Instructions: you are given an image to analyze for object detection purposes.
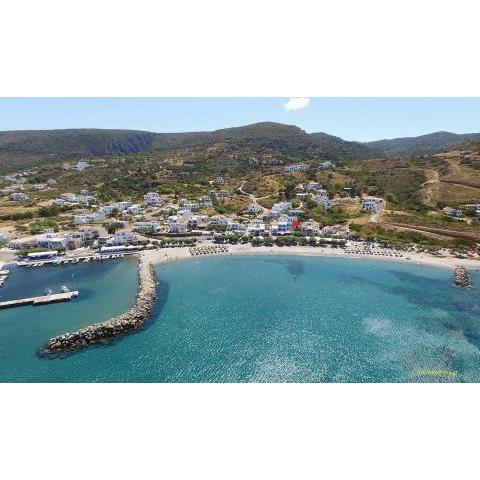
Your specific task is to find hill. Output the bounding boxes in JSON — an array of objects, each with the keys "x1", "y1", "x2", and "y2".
[
  {"x1": 364, "y1": 131, "x2": 479, "y2": 156},
  {"x1": 0, "y1": 129, "x2": 154, "y2": 172},
  {"x1": 0, "y1": 122, "x2": 376, "y2": 173}
]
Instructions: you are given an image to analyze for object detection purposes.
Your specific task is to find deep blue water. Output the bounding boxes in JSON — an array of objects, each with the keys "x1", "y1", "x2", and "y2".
[{"x1": 0, "y1": 255, "x2": 479, "y2": 382}]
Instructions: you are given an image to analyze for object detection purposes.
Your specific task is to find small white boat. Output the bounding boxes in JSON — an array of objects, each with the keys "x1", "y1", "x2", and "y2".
[
  {"x1": 44, "y1": 288, "x2": 53, "y2": 295},
  {"x1": 60, "y1": 285, "x2": 70, "y2": 293}
]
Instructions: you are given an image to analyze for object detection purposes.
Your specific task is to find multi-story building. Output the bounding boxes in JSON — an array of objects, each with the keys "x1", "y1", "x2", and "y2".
[
  {"x1": 314, "y1": 195, "x2": 333, "y2": 209},
  {"x1": 283, "y1": 163, "x2": 308, "y2": 173},
  {"x1": 73, "y1": 212, "x2": 106, "y2": 225},
  {"x1": 301, "y1": 219, "x2": 321, "y2": 236},
  {"x1": 133, "y1": 221, "x2": 158, "y2": 232},
  {"x1": 199, "y1": 196, "x2": 213, "y2": 208},
  {"x1": 272, "y1": 202, "x2": 292, "y2": 215},
  {"x1": 246, "y1": 219, "x2": 266, "y2": 236},
  {"x1": 107, "y1": 229, "x2": 135, "y2": 245}
]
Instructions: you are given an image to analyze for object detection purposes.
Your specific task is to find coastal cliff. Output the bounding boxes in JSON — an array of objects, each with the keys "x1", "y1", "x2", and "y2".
[{"x1": 39, "y1": 255, "x2": 157, "y2": 355}]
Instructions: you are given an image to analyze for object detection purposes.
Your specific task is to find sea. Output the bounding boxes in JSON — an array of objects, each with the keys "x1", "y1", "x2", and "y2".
[{"x1": 0, "y1": 255, "x2": 479, "y2": 382}]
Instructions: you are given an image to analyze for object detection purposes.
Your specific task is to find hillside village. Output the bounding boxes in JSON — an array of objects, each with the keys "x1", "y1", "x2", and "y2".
[{"x1": 1, "y1": 124, "x2": 480, "y2": 261}]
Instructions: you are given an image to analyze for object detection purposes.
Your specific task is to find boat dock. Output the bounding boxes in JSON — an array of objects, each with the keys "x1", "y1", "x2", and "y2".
[
  {"x1": 0, "y1": 291, "x2": 79, "y2": 309},
  {"x1": 17, "y1": 253, "x2": 130, "y2": 268},
  {"x1": 0, "y1": 269, "x2": 10, "y2": 288}
]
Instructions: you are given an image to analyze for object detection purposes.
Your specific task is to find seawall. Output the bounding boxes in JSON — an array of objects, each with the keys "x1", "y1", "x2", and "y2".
[{"x1": 39, "y1": 255, "x2": 157, "y2": 355}]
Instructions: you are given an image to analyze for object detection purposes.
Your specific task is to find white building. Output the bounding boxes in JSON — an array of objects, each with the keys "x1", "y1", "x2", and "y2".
[
  {"x1": 209, "y1": 215, "x2": 229, "y2": 225},
  {"x1": 361, "y1": 197, "x2": 385, "y2": 212},
  {"x1": 181, "y1": 200, "x2": 200, "y2": 211},
  {"x1": 188, "y1": 215, "x2": 210, "y2": 229},
  {"x1": 73, "y1": 212, "x2": 106, "y2": 225},
  {"x1": 271, "y1": 220, "x2": 291, "y2": 236},
  {"x1": 246, "y1": 203, "x2": 263, "y2": 214},
  {"x1": 314, "y1": 195, "x2": 333, "y2": 209},
  {"x1": 283, "y1": 163, "x2": 308, "y2": 173},
  {"x1": 306, "y1": 181, "x2": 321, "y2": 191},
  {"x1": 107, "y1": 229, "x2": 135, "y2": 245},
  {"x1": 272, "y1": 202, "x2": 292, "y2": 215},
  {"x1": 167, "y1": 216, "x2": 188, "y2": 233},
  {"x1": 226, "y1": 220, "x2": 246, "y2": 232},
  {"x1": 126, "y1": 204, "x2": 142, "y2": 214},
  {"x1": 319, "y1": 161, "x2": 336, "y2": 170},
  {"x1": 9, "y1": 192, "x2": 30, "y2": 201},
  {"x1": 99, "y1": 201, "x2": 133, "y2": 214},
  {"x1": 73, "y1": 161, "x2": 90, "y2": 171},
  {"x1": 216, "y1": 190, "x2": 230, "y2": 198},
  {"x1": 46, "y1": 178, "x2": 57, "y2": 186},
  {"x1": 133, "y1": 221, "x2": 158, "y2": 232},
  {"x1": 443, "y1": 207, "x2": 462, "y2": 218},
  {"x1": 301, "y1": 219, "x2": 321, "y2": 236},
  {"x1": 36, "y1": 233, "x2": 68, "y2": 250},
  {"x1": 246, "y1": 219, "x2": 266, "y2": 236},
  {"x1": 144, "y1": 192, "x2": 163, "y2": 207},
  {"x1": 199, "y1": 196, "x2": 213, "y2": 208},
  {"x1": 60, "y1": 192, "x2": 78, "y2": 203},
  {"x1": 31, "y1": 183, "x2": 46, "y2": 190}
]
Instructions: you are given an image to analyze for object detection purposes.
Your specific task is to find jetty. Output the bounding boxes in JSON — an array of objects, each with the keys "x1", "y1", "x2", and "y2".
[
  {"x1": 454, "y1": 265, "x2": 471, "y2": 287},
  {"x1": 0, "y1": 291, "x2": 79, "y2": 309},
  {"x1": 40, "y1": 255, "x2": 156, "y2": 355}
]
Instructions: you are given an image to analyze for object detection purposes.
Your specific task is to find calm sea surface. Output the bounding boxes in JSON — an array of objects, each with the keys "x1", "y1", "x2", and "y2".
[{"x1": 0, "y1": 255, "x2": 479, "y2": 382}]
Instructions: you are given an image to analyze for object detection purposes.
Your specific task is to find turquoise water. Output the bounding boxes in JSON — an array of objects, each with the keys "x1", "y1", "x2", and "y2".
[{"x1": 0, "y1": 255, "x2": 479, "y2": 382}]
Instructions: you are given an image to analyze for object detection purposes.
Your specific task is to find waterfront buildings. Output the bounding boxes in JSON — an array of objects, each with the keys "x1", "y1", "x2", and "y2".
[
  {"x1": 246, "y1": 219, "x2": 266, "y2": 235},
  {"x1": 301, "y1": 219, "x2": 321, "y2": 235},
  {"x1": 107, "y1": 229, "x2": 136, "y2": 245}
]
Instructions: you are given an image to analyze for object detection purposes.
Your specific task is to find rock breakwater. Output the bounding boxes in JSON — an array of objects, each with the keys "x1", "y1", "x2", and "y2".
[
  {"x1": 39, "y1": 255, "x2": 157, "y2": 355},
  {"x1": 454, "y1": 265, "x2": 470, "y2": 288}
]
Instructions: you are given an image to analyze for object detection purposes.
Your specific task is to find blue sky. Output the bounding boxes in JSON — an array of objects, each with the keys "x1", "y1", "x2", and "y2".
[{"x1": 0, "y1": 98, "x2": 478, "y2": 142}]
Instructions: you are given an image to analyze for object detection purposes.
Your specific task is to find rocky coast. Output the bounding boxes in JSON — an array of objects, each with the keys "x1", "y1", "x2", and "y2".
[{"x1": 39, "y1": 255, "x2": 157, "y2": 355}]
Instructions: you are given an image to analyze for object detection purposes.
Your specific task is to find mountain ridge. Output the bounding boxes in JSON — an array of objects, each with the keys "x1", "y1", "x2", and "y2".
[{"x1": 364, "y1": 131, "x2": 479, "y2": 155}]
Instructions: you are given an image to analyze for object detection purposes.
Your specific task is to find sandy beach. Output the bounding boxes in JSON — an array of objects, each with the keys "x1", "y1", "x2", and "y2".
[{"x1": 140, "y1": 242, "x2": 480, "y2": 270}]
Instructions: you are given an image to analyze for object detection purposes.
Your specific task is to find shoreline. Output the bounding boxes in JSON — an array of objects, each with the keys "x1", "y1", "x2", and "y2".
[
  {"x1": 35, "y1": 243, "x2": 478, "y2": 355},
  {"x1": 141, "y1": 243, "x2": 480, "y2": 271}
]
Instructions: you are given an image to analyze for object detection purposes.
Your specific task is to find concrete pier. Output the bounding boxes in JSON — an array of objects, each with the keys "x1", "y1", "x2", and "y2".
[
  {"x1": 40, "y1": 256, "x2": 156, "y2": 355},
  {"x1": 0, "y1": 291, "x2": 79, "y2": 309}
]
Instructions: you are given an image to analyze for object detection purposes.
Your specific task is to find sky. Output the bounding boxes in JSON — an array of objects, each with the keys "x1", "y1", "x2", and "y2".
[{"x1": 0, "y1": 97, "x2": 479, "y2": 142}]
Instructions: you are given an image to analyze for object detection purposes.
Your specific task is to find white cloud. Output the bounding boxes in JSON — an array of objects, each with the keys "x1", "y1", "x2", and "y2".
[{"x1": 283, "y1": 97, "x2": 310, "y2": 112}]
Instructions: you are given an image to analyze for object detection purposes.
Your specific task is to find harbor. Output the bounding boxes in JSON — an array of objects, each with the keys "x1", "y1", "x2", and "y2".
[
  {"x1": 39, "y1": 254, "x2": 156, "y2": 355},
  {"x1": 0, "y1": 290, "x2": 78, "y2": 309}
]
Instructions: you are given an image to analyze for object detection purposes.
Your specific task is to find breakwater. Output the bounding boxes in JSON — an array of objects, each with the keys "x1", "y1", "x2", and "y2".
[
  {"x1": 453, "y1": 265, "x2": 470, "y2": 287},
  {"x1": 39, "y1": 255, "x2": 156, "y2": 355}
]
